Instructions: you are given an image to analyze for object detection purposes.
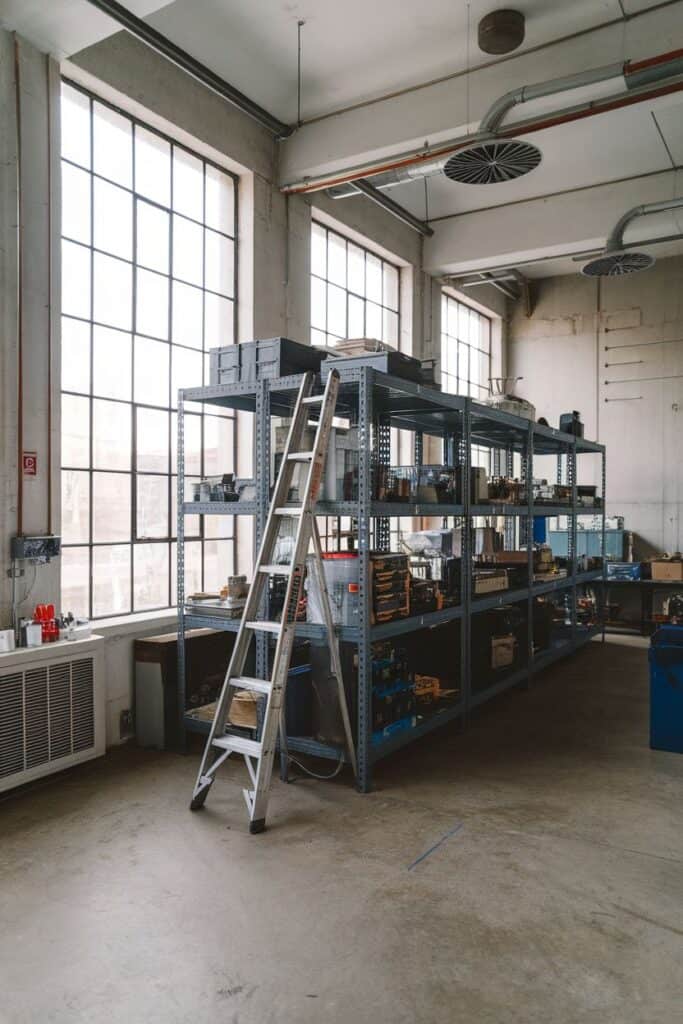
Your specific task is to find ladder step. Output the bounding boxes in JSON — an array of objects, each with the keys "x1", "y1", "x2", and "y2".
[
  {"x1": 275, "y1": 507, "x2": 303, "y2": 516},
  {"x1": 213, "y1": 734, "x2": 262, "y2": 758},
  {"x1": 230, "y1": 676, "x2": 272, "y2": 695},
  {"x1": 288, "y1": 452, "x2": 314, "y2": 461},
  {"x1": 258, "y1": 564, "x2": 292, "y2": 575},
  {"x1": 302, "y1": 395, "x2": 323, "y2": 405},
  {"x1": 246, "y1": 620, "x2": 282, "y2": 633}
]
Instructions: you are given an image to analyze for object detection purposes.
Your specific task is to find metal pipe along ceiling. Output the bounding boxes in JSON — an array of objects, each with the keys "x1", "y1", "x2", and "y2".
[
  {"x1": 605, "y1": 196, "x2": 683, "y2": 251},
  {"x1": 281, "y1": 48, "x2": 683, "y2": 196}
]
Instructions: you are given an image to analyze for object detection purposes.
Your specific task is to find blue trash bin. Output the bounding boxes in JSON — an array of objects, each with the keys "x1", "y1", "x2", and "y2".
[{"x1": 649, "y1": 625, "x2": 683, "y2": 753}]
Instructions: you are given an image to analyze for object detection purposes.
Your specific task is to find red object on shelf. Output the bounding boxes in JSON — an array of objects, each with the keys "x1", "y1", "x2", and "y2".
[{"x1": 33, "y1": 604, "x2": 58, "y2": 642}]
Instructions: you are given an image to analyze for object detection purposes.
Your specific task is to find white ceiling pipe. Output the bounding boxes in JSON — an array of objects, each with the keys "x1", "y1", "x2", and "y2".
[
  {"x1": 605, "y1": 196, "x2": 683, "y2": 252},
  {"x1": 478, "y1": 62, "x2": 625, "y2": 134},
  {"x1": 282, "y1": 49, "x2": 683, "y2": 197}
]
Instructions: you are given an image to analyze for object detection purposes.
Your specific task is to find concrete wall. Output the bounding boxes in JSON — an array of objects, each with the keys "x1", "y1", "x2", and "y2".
[
  {"x1": 508, "y1": 257, "x2": 683, "y2": 553},
  {"x1": 0, "y1": 28, "x2": 446, "y2": 745},
  {"x1": 0, "y1": 33, "x2": 61, "y2": 627}
]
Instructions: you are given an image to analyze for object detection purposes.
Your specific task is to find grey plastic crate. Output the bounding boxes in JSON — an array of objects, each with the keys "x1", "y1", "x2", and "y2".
[{"x1": 210, "y1": 338, "x2": 323, "y2": 385}]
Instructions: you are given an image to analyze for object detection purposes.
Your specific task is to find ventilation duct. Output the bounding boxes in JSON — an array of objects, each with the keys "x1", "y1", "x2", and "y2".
[
  {"x1": 296, "y1": 48, "x2": 683, "y2": 199},
  {"x1": 581, "y1": 197, "x2": 683, "y2": 277}
]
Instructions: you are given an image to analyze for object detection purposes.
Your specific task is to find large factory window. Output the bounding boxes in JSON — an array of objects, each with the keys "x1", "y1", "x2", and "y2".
[
  {"x1": 60, "y1": 82, "x2": 238, "y2": 619},
  {"x1": 441, "y1": 293, "x2": 491, "y2": 400},
  {"x1": 310, "y1": 221, "x2": 400, "y2": 348}
]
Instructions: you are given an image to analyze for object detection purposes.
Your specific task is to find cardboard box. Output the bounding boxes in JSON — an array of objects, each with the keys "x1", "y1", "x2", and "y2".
[
  {"x1": 651, "y1": 560, "x2": 683, "y2": 581},
  {"x1": 491, "y1": 635, "x2": 515, "y2": 670}
]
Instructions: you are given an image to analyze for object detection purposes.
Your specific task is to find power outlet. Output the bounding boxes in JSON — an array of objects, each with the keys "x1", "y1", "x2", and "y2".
[{"x1": 119, "y1": 708, "x2": 135, "y2": 740}]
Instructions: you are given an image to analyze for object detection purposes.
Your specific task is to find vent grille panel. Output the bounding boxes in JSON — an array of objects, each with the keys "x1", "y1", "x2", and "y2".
[
  {"x1": 444, "y1": 140, "x2": 542, "y2": 184},
  {"x1": 0, "y1": 656, "x2": 97, "y2": 783},
  {"x1": 25, "y1": 668, "x2": 49, "y2": 769},
  {"x1": 72, "y1": 659, "x2": 95, "y2": 752},
  {"x1": 581, "y1": 251, "x2": 655, "y2": 277},
  {"x1": 0, "y1": 673, "x2": 23, "y2": 778},
  {"x1": 49, "y1": 663, "x2": 72, "y2": 760}
]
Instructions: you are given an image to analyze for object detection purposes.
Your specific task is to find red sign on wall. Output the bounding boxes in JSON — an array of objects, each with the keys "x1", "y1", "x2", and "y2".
[{"x1": 23, "y1": 451, "x2": 37, "y2": 476}]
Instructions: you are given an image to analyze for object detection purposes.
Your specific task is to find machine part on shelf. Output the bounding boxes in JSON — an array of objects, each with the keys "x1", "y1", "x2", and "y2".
[
  {"x1": 559, "y1": 410, "x2": 584, "y2": 437},
  {"x1": 485, "y1": 393, "x2": 536, "y2": 420},
  {"x1": 189, "y1": 370, "x2": 356, "y2": 833},
  {"x1": 666, "y1": 594, "x2": 683, "y2": 623},
  {"x1": 581, "y1": 197, "x2": 683, "y2": 277},
  {"x1": 473, "y1": 568, "x2": 509, "y2": 594}
]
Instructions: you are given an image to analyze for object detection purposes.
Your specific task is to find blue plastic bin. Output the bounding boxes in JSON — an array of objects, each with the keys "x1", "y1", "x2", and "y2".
[{"x1": 649, "y1": 625, "x2": 683, "y2": 753}]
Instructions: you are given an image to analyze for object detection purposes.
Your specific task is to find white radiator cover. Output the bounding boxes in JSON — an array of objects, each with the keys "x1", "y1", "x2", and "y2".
[{"x1": 0, "y1": 636, "x2": 105, "y2": 793}]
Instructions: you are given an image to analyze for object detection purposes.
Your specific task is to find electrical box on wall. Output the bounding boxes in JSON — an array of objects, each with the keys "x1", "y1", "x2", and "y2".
[{"x1": 10, "y1": 535, "x2": 61, "y2": 563}]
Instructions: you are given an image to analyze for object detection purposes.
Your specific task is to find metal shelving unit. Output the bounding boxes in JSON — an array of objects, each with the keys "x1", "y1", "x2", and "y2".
[{"x1": 177, "y1": 367, "x2": 606, "y2": 792}]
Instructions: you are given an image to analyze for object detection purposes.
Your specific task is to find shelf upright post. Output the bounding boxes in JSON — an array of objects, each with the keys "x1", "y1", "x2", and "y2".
[
  {"x1": 518, "y1": 424, "x2": 532, "y2": 686},
  {"x1": 177, "y1": 388, "x2": 187, "y2": 751},
  {"x1": 527, "y1": 422, "x2": 534, "y2": 677},
  {"x1": 357, "y1": 367, "x2": 373, "y2": 792},
  {"x1": 569, "y1": 439, "x2": 578, "y2": 645},
  {"x1": 461, "y1": 400, "x2": 472, "y2": 724},
  {"x1": 255, "y1": 379, "x2": 270, "y2": 687},
  {"x1": 601, "y1": 445, "x2": 607, "y2": 641},
  {"x1": 504, "y1": 445, "x2": 515, "y2": 550},
  {"x1": 376, "y1": 414, "x2": 391, "y2": 551}
]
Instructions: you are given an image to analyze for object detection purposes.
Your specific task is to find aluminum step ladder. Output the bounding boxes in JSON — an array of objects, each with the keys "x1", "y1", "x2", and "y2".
[{"x1": 190, "y1": 368, "x2": 356, "y2": 833}]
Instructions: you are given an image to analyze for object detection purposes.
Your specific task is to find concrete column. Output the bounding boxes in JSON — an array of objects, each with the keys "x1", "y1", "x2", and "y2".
[{"x1": 0, "y1": 31, "x2": 60, "y2": 628}]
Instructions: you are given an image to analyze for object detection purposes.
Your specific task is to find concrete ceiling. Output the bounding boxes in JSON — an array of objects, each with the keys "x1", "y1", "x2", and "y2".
[
  {"x1": 0, "y1": 0, "x2": 667, "y2": 122},
  {"x1": 2, "y1": 0, "x2": 683, "y2": 279}
]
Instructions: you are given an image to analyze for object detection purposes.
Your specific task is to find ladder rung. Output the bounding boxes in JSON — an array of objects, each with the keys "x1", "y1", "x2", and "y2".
[
  {"x1": 288, "y1": 452, "x2": 313, "y2": 461},
  {"x1": 258, "y1": 564, "x2": 292, "y2": 575},
  {"x1": 213, "y1": 734, "x2": 262, "y2": 758},
  {"x1": 246, "y1": 621, "x2": 282, "y2": 633},
  {"x1": 230, "y1": 676, "x2": 272, "y2": 695},
  {"x1": 302, "y1": 395, "x2": 323, "y2": 405},
  {"x1": 275, "y1": 507, "x2": 303, "y2": 516}
]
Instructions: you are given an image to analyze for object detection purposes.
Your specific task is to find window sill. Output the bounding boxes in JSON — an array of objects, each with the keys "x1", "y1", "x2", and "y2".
[{"x1": 94, "y1": 608, "x2": 178, "y2": 639}]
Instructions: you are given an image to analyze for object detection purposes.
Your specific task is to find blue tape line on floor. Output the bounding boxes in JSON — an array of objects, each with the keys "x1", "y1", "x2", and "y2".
[{"x1": 407, "y1": 822, "x2": 464, "y2": 870}]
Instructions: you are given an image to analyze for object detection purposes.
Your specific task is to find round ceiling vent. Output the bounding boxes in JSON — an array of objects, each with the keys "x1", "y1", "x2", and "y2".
[
  {"x1": 478, "y1": 10, "x2": 525, "y2": 54},
  {"x1": 581, "y1": 251, "x2": 656, "y2": 277},
  {"x1": 443, "y1": 140, "x2": 542, "y2": 185}
]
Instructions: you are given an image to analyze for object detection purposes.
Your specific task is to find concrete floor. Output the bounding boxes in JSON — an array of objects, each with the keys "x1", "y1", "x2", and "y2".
[{"x1": 1, "y1": 638, "x2": 682, "y2": 1024}]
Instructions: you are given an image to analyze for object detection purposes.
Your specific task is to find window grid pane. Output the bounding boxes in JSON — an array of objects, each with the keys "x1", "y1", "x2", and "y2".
[
  {"x1": 441, "y1": 293, "x2": 492, "y2": 400},
  {"x1": 310, "y1": 221, "x2": 401, "y2": 349},
  {"x1": 60, "y1": 81, "x2": 237, "y2": 619}
]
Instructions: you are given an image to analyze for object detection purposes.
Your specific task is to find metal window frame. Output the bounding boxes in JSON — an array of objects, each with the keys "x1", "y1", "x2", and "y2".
[
  {"x1": 310, "y1": 220, "x2": 401, "y2": 348},
  {"x1": 60, "y1": 79, "x2": 239, "y2": 620},
  {"x1": 441, "y1": 292, "x2": 492, "y2": 401}
]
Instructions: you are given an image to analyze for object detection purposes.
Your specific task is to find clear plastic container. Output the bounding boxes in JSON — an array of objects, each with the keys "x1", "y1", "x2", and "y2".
[{"x1": 306, "y1": 553, "x2": 359, "y2": 626}]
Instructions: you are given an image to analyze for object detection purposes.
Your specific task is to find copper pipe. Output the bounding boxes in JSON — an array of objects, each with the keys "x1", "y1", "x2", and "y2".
[
  {"x1": 283, "y1": 48, "x2": 683, "y2": 196},
  {"x1": 46, "y1": 55, "x2": 53, "y2": 534},
  {"x1": 284, "y1": 75, "x2": 683, "y2": 196},
  {"x1": 14, "y1": 35, "x2": 23, "y2": 537}
]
